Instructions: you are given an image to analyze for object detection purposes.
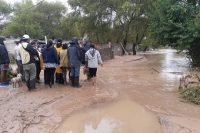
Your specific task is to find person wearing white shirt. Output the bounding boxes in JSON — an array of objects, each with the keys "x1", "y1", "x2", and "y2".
[
  {"x1": 85, "y1": 44, "x2": 103, "y2": 86},
  {"x1": 14, "y1": 40, "x2": 23, "y2": 74}
]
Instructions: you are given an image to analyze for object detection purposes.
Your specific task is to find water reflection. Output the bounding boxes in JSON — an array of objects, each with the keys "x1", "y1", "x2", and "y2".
[
  {"x1": 159, "y1": 49, "x2": 190, "y2": 91},
  {"x1": 84, "y1": 118, "x2": 120, "y2": 133},
  {"x1": 56, "y1": 100, "x2": 162, "y2": 133}
]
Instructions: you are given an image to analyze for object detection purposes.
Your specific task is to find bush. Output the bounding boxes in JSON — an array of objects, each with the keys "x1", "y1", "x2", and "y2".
[{"x1": 181, "y1": 86, "x2": 200, "y2": 105}]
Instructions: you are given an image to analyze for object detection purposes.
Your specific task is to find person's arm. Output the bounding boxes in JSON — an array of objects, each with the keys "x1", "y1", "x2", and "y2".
[
  {"x1": 85, "y1": 52, "x2": 88, "y2": 68},
  {"x1": 97, "y1": 51, "x2": 103, "y2": 66},
  {"x1": 53, "y1": 48, "x2": 59, "y2": 65},
  {"x1": 3, "y1": 45, "x2": 10, "y2": 64},
  {"x1": 26, "y1": 44, "x2": 39, "y2": 56}
]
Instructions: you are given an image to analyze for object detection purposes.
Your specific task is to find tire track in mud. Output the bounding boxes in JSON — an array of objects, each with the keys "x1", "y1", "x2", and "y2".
[
  {"x1": 0, "y1": 79, "x2": 118, "y2": 133},
  {"x1": 0, "y1": 88, "x2": 71, "y2": 133}
]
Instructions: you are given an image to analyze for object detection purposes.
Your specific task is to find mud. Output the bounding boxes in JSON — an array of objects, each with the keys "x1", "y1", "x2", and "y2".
[
  {"x1": 55, "y1": 100, "x2": 162, "y2": 133},
  {"x1": 1, "y1": 49, "x2": 200, "y2": 133}
]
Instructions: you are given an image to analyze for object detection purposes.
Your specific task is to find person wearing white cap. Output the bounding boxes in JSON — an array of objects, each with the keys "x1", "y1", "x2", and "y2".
[{"x1": 19, "y1": 34, "x2": 39, "y2": 91}]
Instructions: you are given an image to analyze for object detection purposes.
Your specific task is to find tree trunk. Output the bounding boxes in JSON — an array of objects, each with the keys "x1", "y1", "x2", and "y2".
[
  {"x1": 132, "y1": 43, "x2": 136, "y2": 55},
  {"x1": 96, "y1": 31, "x2": 100, "y2": 43},
  {"x1": 122, "y1": 38, "x2": 127, "y2": 55},
  {"x1": 189, "y1": 42, "x2": 200, "y2": 67}
]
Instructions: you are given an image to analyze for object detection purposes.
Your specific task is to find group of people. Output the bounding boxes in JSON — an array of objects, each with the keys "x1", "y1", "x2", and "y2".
[{"x1": 11, "y1": 35, "x2": 103, "y2": 91}]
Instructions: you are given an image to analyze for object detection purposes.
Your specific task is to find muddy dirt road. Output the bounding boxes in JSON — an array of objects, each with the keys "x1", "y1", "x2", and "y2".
[{"x1": 0, "y1": 49, "x2": 200, "y2": 133}]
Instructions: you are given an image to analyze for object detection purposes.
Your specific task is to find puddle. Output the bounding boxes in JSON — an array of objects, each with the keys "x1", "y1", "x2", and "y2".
[{"x1": 55, "y1": 100, "x2": 163, "y2": 133}]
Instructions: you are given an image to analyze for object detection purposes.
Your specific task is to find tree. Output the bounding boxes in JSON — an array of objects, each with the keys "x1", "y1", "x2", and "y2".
[
  {"x1": 2, "y1": 0, "x2": 66, "y2": 39},
  {"x1": 111, "y1": 0, "x2": 152, "y2": 55},
  {"x1": 68, "y1": 0, "x2": 152, "y2": 55},
  {"x1": 68, "y1": 0, "x2": 113, "y2": 43},
  {"x1": 0, "y1": 0, "x2": 12, "y2": 31},
  {"x1": 35, "y1": 1, "x2": 66, "y2": 38},
  {"x1": 149, "y1": 0, "x2": 200, "y2": 66},
  {"x1": 2, "y1": 0, "x2": 44, "y2": 38}
]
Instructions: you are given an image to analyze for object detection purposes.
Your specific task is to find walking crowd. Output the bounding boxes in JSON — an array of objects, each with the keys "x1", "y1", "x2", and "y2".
[{"x1": 0, "y1": 35, "x2": 103, "y2": 91}]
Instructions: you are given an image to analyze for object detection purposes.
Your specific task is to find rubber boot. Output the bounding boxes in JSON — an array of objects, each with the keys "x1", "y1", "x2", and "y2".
[
  {"x1": 71, "y1": 76, "x2": 75, "y2": 87},
  {"x1": 26, "y1": 80, "x2": 31, "y2": 90},
  {"x1": 29, "y1": 79, "x2": 36, "y2": 90},
  {"x1": 74, "y1": 76, "x2": 82, "y2": 88}
]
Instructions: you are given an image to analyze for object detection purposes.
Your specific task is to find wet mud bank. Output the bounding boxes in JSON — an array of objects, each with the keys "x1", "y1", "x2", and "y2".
[{"x1": 1, "y1": 49, "x2": 200, "y2": 133}]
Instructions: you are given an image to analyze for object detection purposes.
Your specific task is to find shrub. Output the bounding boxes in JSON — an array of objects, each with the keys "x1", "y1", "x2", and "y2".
[{"x1": 181, "y1": 86, "x2": 200, "y2": 105}]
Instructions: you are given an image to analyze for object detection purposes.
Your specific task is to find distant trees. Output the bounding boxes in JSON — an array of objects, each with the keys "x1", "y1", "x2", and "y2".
[
  {"x1": 2, "y1": 0, "x2": 66, "y2": 39},
  {"x1": 3, "y1": 0, "x2": 200, "y2": 66},
  {"x1": 0, "y1": 0, "x2": 12, "y2": 30},
  {"x1": 0, "y1": 0, "x2": 153, "y2": 55},
  {"x1": 149, "y1": 0, "x2": 200, "y2": 66},
  {"x1": 68, "y1": 0, "x2": 152, "y2": 55}
]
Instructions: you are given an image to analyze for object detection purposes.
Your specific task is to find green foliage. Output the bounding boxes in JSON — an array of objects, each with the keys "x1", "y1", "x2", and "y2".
[
  {"x1": 1, "y1": 0, "x2": 152, "y2": 52},
  {"x1": 149, "y1": 0, "x2": 200, "y2": 66},
  {"x1": 0, "y1": 0, "x2": 12, "y2": 19},
  {"x1": 68, "y1": 0, "x2": 114, "y2": 43},
  {"x1": 2, "y1": 0, "x2": 66, "y2": 39},
  {"x1": 68, "y1": 0, "x2": 152, "y2": 45},
  {"x1": 181, "y1": 87, "x2": 200, "y2": 105},
  {"x1": 35, "y1": 1, "x2": 66, "y2": 38}
]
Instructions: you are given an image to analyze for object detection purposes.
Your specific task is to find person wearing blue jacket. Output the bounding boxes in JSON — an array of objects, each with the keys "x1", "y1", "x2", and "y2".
[
  {"x1": 0, "y1": 37, "x2": 10, "y2": 83},
  {"x1": 68, "y1": 37, "x2": 82, "y2": 88},
  {"x1": 42, "y1": 40, "x2": 59, "y2": 88}
]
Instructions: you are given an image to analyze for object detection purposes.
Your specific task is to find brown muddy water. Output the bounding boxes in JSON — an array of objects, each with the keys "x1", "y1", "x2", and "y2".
[
  {"x1": 1, "y1": 48, "x2": 200, "y2": 133},
  {"x1": 55, "y1": 49, "x2": 193, "y2": 133},
  {"x1": 55, "y1": 100, "x2": 162, "y2": 133}
]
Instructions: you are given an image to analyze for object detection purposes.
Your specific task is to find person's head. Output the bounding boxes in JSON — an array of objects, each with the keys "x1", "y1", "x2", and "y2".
[
  {"x1": 30, "y1": 39, "x2": 37, "y2": 48},
  {"x1": 90, "y1": 44, "x2": 95, "y2": 49},
  {"x1": 57, "y1": 38, "x2": 62, "y2": 44},
  {"x1": 56, "y1": 38, "x2": 62, "y2": 48},
  {"x1": 22, "y1": 34, "x2": 30, "y2": 43},
  {"x1": 62, "y1": 43, "x2": 68, "y2": 50},
  {"x1": 69, "y1": 37, "x2": 79, "y2": 46},
  {"x1": 47, "y1": 40, "x2": 53, "y2": 48}
]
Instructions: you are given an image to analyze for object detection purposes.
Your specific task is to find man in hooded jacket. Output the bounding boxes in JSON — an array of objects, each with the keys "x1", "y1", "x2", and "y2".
[{"x1": 68, "y1": 37, "x2": 82, "y2": 88}]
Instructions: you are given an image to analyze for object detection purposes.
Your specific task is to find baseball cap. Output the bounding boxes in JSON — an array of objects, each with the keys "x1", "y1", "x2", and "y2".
[{"x1": 22, "y1": 34, "x2": 30, "y2": 39}]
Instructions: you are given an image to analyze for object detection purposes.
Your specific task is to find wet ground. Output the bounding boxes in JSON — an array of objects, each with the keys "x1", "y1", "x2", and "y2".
[{"x1": 1, "y1": 49, "x2": 200, "y2": 133}]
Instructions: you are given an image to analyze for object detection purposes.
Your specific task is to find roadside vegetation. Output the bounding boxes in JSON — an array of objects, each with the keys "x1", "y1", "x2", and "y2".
[{"x1": 181, "y1": 86, "x2": 200, "y2": 105}]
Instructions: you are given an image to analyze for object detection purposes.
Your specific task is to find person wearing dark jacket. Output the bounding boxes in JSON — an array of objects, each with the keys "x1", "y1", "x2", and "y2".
[
  {"x1": 82, "y1": 40, "x2": 91, "y2": 80},
  {"x1": 42, "y1": 40, "x2": 59, "y2": 88},
  {"x1": 19, "y1": 34, "x2": 38, "y2": 91},
  {"x1": 0, "y1": 37, "x2": 10, "y2": 83},
  {"x1": 68, "y1": 37, "x2": 82, "y2": 88},
  {"x1": 31, "y1": 40, "x2": 41, "y2": 83}
]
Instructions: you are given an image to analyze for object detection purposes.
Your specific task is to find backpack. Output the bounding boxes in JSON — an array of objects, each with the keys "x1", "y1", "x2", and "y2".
[{"x1": 76, "y1": 46, "x2": 86, "y2": 65}]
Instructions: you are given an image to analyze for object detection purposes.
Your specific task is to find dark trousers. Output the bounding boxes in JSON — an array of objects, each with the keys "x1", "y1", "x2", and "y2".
[
  {"x1": 55, "y1": 73, "x2": 64, "y2": 84},
  {"x1": 35, "y1": 61, "x2": 41, "y2": 81},
  {"x1": 44, "y1": 68, "x2": 55, "y2": 85}
]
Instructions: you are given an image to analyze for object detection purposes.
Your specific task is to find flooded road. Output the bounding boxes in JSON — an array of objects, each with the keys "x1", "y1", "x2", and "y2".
[
  {"x1": 55, "y1": 100, "x2": 162, "y2": 133},
  {"x1": 0, "y1": 49, "x2": 200, "y2": 133}
]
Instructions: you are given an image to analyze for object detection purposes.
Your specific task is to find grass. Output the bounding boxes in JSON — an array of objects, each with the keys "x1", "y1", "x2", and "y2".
[{"x1": 181, "y1": 86, "x2": 200, "y2": 105}]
